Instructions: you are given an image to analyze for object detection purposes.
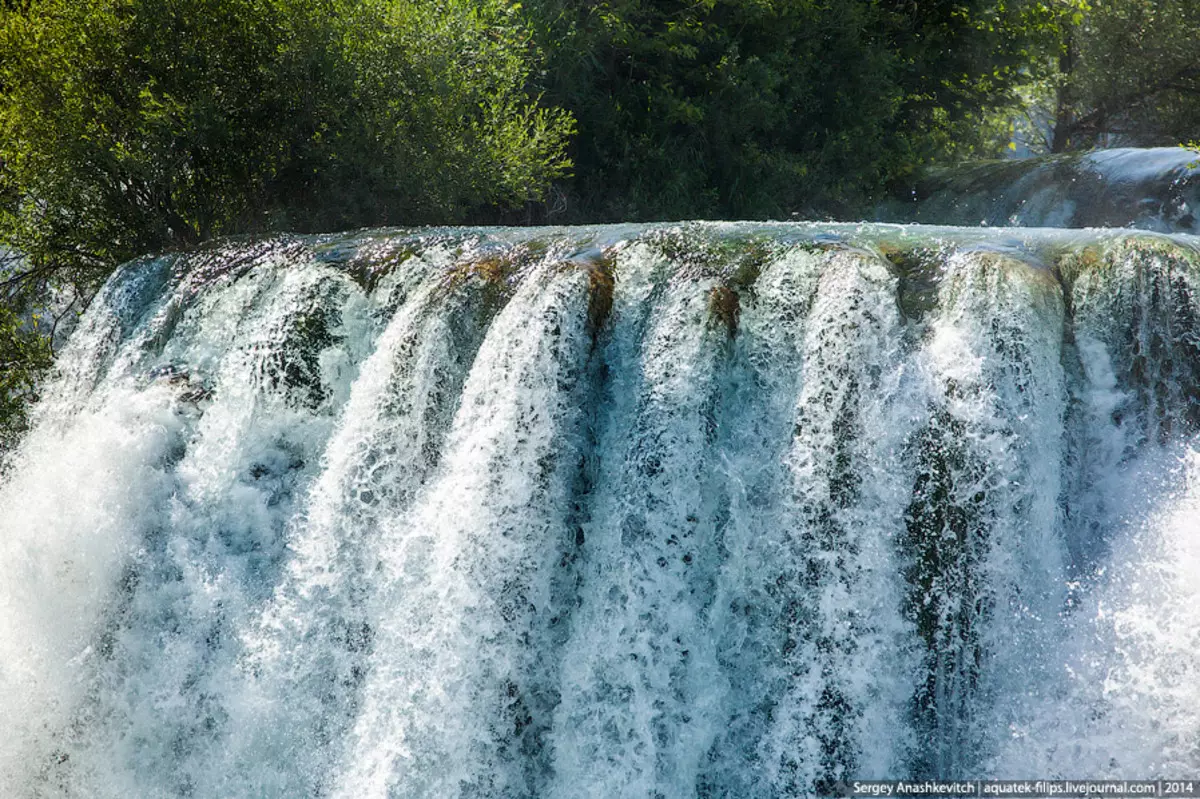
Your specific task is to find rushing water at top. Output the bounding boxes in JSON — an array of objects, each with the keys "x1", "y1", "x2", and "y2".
[
  {"x1": 879, "y1": 147, "x2": 1200, "y2": 234},
  {"x1": 1, "y1": 221, "x2": 1199, "y2": 796}
]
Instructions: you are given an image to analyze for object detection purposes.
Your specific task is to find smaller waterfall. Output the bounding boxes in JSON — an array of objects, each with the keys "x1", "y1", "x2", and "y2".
[{"x1": 879, "y1": 147, "x2": 1200, "y2": 234}]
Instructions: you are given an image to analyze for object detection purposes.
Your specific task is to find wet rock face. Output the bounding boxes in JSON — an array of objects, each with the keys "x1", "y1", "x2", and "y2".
[{"x1": 3, "y1": 222, "x2": 1200, "y2": 796}]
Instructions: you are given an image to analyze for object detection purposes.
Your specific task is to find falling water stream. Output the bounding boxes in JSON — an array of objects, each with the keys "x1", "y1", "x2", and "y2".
[{"x1": 2, "y1": 216, "x2": 1199, "y2": 796}]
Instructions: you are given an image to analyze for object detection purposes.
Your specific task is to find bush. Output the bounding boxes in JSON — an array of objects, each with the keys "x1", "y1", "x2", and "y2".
[
  {"x1": 0, "y1": 252, "x2": 52, "y2": 459},
  {"x1": 0, "y1": 0, "x2": 574, "y2": 277},
  {"x1": 522, "y1": 0, "x2": 1049, "y2": 222}
]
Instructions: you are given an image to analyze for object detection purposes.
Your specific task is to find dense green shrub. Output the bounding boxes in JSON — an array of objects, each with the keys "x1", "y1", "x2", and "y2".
[
  {"x1": 1050, "y1": 0, "x2": 1200, "y2": 151},
  {"x1": 0, "y1": 0, "x2": 574, "y2": 277},
  {"x1": 0, "y1": 252, "x2": 52, "y2": 459},
  {"x1": 521, "y1": 0, "x2": 1055, "y2": 222}
]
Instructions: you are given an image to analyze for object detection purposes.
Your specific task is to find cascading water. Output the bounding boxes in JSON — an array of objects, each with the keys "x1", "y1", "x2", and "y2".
[
  {"x1": 879, "y1": 147, "x2": 1200, "y2": 234},
  {"x1": 2, "y1": 221, "x2": 1199, "y2": 797}
]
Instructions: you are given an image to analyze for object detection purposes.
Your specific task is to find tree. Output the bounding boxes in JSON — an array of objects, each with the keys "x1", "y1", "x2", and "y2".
[
  {"x1": 0, "y1": 251, "x2": 51, "y2": 460},
  {"x1": 1008, "y1": 1, "x2": 1200, "y2": 153},
  {"x1": 522, "y1": 0, "x2": 1058, "y2": 222}
]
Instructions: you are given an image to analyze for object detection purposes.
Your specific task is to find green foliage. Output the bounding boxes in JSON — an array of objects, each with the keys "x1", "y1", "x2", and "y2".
[
  {"x1": 0, "y1": 0, "x2": 574, "y2": 273},
  {"x1": 0, "y1": 259, "x2": 52, "y2": 457},
  {"x1": 1004, "y1": 0, "x2": 1200, "y2": 151},
  {"x1": 1066, "y1": 0, "x2": 1200, "y2": 146},
  {"x1": 522, "y1": 0, "x2": 1059, "y2": 221}
]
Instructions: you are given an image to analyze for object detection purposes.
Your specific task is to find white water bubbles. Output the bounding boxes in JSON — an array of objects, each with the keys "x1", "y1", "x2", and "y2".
[
  {"x1": 758, "y1": 248, "x2": 919, "y2": 794},
  {"x1": 13, "y1": 245, "x2": 374, "y2": 797},
  {"x1": 989, "y1": 238, "x2": 1200, "y2": 779},
  {"x1": 989, "y1": 441, "x2": 1200, "y2": 777},
  {"x1": 331, "y1": 260, "x2": 593, "y2": 799},
  {"x1": 549, "y1": 242, "x2": 735, "y2": 799},
  {"x1": 902, "y1": 250, "x2": 1068, "y2": 776},
  {"x1": 698, "y1": 246, "x2": 825, "y2": 798},
  {"x1": 230, "y1": 248, "x2": 500, "y2": 796},
  {"x1": 0, "y1": 381, "x2": 187, "y2": 796},
  {"x1": 7, "y1": 224, "x2": 1200, "y2": 796}
]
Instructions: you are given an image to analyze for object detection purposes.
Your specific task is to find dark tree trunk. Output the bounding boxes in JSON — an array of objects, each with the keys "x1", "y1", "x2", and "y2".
[{"x1": 1051, "y1": 30, "x2": 1076, "y2": 153}]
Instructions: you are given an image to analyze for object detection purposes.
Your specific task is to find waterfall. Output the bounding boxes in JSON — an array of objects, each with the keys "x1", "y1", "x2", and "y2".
[
  {"x1": 2, "y1": 222, "x2": 1199, "y2": 796},
  {"x1": 878, "y1": 147, "x2": 1200, "y2": 234}
]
